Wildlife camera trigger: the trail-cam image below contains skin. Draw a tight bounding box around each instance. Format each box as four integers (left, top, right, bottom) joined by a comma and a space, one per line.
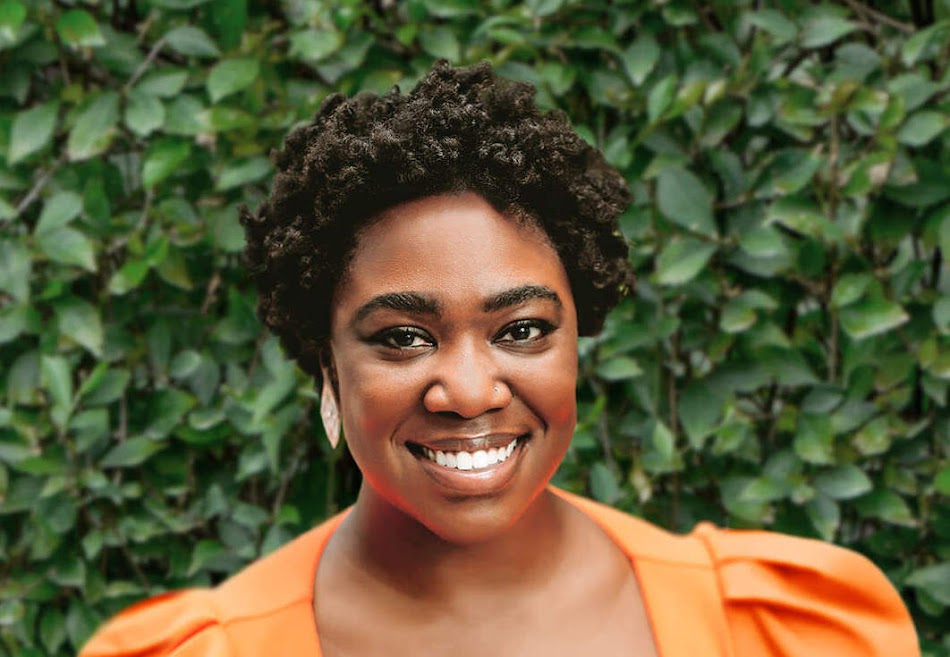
314, 193, 657, 657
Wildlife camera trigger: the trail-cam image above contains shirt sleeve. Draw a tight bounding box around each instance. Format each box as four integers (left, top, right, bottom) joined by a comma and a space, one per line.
78, 590, 233, 657
694, 524, 920, 657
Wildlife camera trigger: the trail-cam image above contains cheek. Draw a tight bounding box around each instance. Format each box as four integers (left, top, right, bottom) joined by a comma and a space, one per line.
336, 360, 416, 442
518, 346, 578, 430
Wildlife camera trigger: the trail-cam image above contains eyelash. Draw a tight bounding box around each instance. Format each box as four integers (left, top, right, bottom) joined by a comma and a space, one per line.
372, 320, 556, 351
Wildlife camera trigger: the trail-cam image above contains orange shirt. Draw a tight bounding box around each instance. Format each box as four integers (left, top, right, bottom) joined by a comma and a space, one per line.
80, 488, 920, 656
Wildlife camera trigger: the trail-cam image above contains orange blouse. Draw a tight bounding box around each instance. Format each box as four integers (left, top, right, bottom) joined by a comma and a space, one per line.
79, 488, 920, 656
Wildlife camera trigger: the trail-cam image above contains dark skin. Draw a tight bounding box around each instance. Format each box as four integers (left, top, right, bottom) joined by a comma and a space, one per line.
313, 194, 657, 656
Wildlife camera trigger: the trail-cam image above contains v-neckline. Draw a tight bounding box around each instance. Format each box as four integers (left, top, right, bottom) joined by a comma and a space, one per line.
305, 488, 702, 657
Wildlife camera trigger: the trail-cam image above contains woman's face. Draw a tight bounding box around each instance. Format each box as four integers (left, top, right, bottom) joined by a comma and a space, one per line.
328, 193, 578, 544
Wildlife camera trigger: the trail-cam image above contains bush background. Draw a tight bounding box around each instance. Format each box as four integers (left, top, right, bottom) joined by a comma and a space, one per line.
1, 0, 949, 654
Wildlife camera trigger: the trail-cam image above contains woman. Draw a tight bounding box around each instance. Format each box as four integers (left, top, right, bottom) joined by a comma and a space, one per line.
80, 62, 919, 657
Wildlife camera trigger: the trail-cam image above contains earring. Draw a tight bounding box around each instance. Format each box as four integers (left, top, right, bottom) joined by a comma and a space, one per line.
320, 364, 341, 449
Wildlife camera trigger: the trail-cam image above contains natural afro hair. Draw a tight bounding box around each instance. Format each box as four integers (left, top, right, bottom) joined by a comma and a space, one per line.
241, 60, 634, 379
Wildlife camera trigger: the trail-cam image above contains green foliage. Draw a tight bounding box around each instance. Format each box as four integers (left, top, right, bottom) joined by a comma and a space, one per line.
1, 0, 949, 655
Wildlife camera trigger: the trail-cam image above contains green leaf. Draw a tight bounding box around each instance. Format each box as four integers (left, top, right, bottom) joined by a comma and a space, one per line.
423, 0, 480, 17
0, 239, 31, 302
656, 167, 717, 237
855, 489, 915, 526
35, 227, 97, 271
151, 0, 211, 8
831, 272, 872, 308
79, 367, 130, 406
215, 157, 271, 191
596, 356, 642, 381
901, 20, 950, 66
805, 494, 840, 541
289, 29, 343, 62
418, 26, 460, 61
747, 9, 798, 44
100, 436, 164, 468
526, 0, 563, 17
756, 148, 824, 196
165, 25, 220, 58
142, 140, 191, 189
766, 196, 835, 239
0, 303, 33, 344
936, 465, 950, 495
39, 608, 67, 655
67, 92, 119, 161
655, 237, 716, 286
55, 297, 103, 357
8, 102, 57, 164
124, 90, 165, 137
136, 69, 188, 97
801, 15, 856, 48
793, 414, 834, 465
647, 74, 677, 123
906, 563, 950, 605
813, 465, 873, 500
739, 476, 789, 502
589, 462, 622, 504
840, 298, 909, 340
738, 225, 788, 258
0, 1, 26, 46
896, 111, 949, 147
56, 9, 105, 48
107, 257, 151, 295
35, 191, 82, 236
41, 354, 73, 428
207, 57, 260, 102
620, 34, 659, 86
677, 382, 722, 449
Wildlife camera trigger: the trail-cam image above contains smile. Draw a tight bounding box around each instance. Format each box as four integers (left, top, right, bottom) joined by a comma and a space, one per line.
421, 438, 518, 471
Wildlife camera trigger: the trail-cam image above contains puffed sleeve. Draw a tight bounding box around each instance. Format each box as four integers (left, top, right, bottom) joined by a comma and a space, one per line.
694, 524, 920, 657
79, 590, 233, 657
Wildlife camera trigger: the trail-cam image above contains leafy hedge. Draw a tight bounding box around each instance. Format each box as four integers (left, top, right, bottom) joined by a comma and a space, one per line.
1, 0, 949, 655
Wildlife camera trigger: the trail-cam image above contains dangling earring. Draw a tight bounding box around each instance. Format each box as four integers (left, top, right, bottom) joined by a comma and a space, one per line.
320, 364, 341, 449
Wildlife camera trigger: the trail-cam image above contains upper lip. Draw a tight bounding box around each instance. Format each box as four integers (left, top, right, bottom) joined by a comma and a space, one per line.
407, 433, 526, 452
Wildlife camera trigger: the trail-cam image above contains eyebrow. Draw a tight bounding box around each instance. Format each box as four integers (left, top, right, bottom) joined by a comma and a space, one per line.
353, 292, 442, 324
352, 284, 562, 325
482, 285, 562, 313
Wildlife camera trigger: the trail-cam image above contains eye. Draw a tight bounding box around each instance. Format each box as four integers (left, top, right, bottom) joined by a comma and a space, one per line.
374, 327, 433, 350
495, 320, 554, 344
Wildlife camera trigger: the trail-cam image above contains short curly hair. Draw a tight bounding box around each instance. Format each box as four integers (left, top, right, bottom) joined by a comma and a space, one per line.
241, 60, 634, 379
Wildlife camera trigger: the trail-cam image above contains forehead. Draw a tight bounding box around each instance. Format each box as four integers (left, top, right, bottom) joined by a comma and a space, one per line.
336, 193, 572, 308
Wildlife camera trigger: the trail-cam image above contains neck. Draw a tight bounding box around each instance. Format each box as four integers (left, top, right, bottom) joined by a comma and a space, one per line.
336, 485, 570, 602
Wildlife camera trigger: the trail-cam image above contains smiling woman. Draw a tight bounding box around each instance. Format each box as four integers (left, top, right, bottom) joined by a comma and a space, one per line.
79, 62, 919, 657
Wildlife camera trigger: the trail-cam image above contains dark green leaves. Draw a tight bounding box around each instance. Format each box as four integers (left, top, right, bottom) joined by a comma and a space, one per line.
55, 10, 105, 48
66, 92, 119, 161
655, 167, 717, 237
8, 102, 57, 164
207, 58, 260, 102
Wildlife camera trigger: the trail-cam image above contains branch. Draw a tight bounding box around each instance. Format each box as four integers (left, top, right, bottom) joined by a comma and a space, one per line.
13, 154, 67, 219
841, 0, 915, 34
124, 37, 166, 92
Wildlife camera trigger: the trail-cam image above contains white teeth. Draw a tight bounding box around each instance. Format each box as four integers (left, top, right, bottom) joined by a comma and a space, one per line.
471, 450, 488, 469
419, 438, 520, 471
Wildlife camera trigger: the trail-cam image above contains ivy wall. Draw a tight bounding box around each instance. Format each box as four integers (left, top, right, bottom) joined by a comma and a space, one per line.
0, 0, 948, 654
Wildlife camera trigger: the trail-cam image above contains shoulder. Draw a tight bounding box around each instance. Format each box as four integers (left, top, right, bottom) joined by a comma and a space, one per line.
695, 524, 919, 657
79, 513, 346, 657
553, 489, 919, 657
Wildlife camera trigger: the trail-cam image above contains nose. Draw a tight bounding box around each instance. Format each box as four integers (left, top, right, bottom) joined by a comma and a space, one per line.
423, 339, 512, 418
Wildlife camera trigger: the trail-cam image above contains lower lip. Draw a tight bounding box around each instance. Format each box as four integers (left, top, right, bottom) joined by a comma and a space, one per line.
412, 441, 526, 496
